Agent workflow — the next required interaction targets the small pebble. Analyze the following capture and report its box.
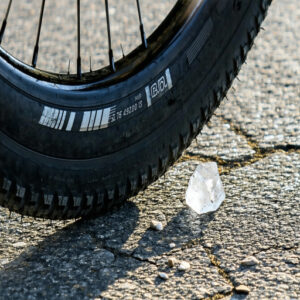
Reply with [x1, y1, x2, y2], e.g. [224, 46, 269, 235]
[150, 220, 163, 231]
[169, 242, 176, 248]
[0, 259, 9, 266]
[235, 285, 250, 293]
[144, 278, 154, 285]
[167, 257, 177, 267]
[12, 242, 27, 248]
[178, 261, 190, 271]
[241, 256, 259, 266]
[159, 272, 169, 280]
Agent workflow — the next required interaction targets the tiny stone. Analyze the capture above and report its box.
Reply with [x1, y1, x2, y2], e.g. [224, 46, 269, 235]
[0, 259, 9, 266]
[169, 242, 176, 248]
[159, 272, 169, 280]
[144, 278, 154, 285]
[241, 256, 259, 266]
[178, 261, 190, 271]
[167, 257, 177, 267]
[12, 242, 27, 248]
[235, 285, 250, 293]
[150, 220, 163, 231]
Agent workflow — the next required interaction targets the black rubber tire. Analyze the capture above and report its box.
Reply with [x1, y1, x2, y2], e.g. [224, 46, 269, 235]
[0, 0, 272, 219]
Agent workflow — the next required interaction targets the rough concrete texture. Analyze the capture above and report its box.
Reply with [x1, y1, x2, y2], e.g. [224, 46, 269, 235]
[0, 0, 299, 299]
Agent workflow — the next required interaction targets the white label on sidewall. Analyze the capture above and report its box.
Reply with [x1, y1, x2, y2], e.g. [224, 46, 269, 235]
[144, 68, 173, 107]
[38, 68, 173, 131]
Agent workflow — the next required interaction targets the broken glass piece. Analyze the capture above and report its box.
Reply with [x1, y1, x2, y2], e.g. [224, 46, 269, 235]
[185, 162, 225, 214]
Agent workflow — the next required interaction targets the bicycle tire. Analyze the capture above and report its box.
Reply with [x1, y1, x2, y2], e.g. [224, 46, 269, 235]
[0, 0, 272, 219]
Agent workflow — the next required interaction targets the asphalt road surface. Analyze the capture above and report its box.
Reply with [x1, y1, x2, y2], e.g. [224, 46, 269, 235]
[0, 0, 299, 299]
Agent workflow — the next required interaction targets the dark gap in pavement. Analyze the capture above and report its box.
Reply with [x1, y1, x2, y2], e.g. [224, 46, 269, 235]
[180, 237, 234, 296]
[220, 116, 299, 153]
[178, 114, 299, 174]
[89, 231, 158, 266]
[181, 145, 299, 175]
[203, 246, 234, 299]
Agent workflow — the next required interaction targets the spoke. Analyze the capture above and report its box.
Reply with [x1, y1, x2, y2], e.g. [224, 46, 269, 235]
[120, 44, 125, 58]
[136, 0, 147, 48]
[104, 0, 115, 72]
[77, 0, 81, 78]
[67, 59, 71, 75]
[32, 0, 46, 68]
[0, 0, 13, 44]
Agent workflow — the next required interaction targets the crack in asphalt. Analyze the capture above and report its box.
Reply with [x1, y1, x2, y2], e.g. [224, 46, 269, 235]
[181, 236, 300, 299]
[180, 116, 299, 176]
[203, 246, 234, 299]
[88, 231, 158, 266]
[221, 116, 299, 152]
[180, 238, 234, 299]
[181, 146, 299, 175]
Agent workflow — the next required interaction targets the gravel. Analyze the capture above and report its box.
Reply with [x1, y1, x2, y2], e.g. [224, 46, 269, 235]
[150, 220, 164, 231]
[178, 261, 191, 272]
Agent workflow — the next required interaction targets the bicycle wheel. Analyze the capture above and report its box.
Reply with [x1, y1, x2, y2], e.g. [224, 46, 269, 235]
[0, 0, 272, 219]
